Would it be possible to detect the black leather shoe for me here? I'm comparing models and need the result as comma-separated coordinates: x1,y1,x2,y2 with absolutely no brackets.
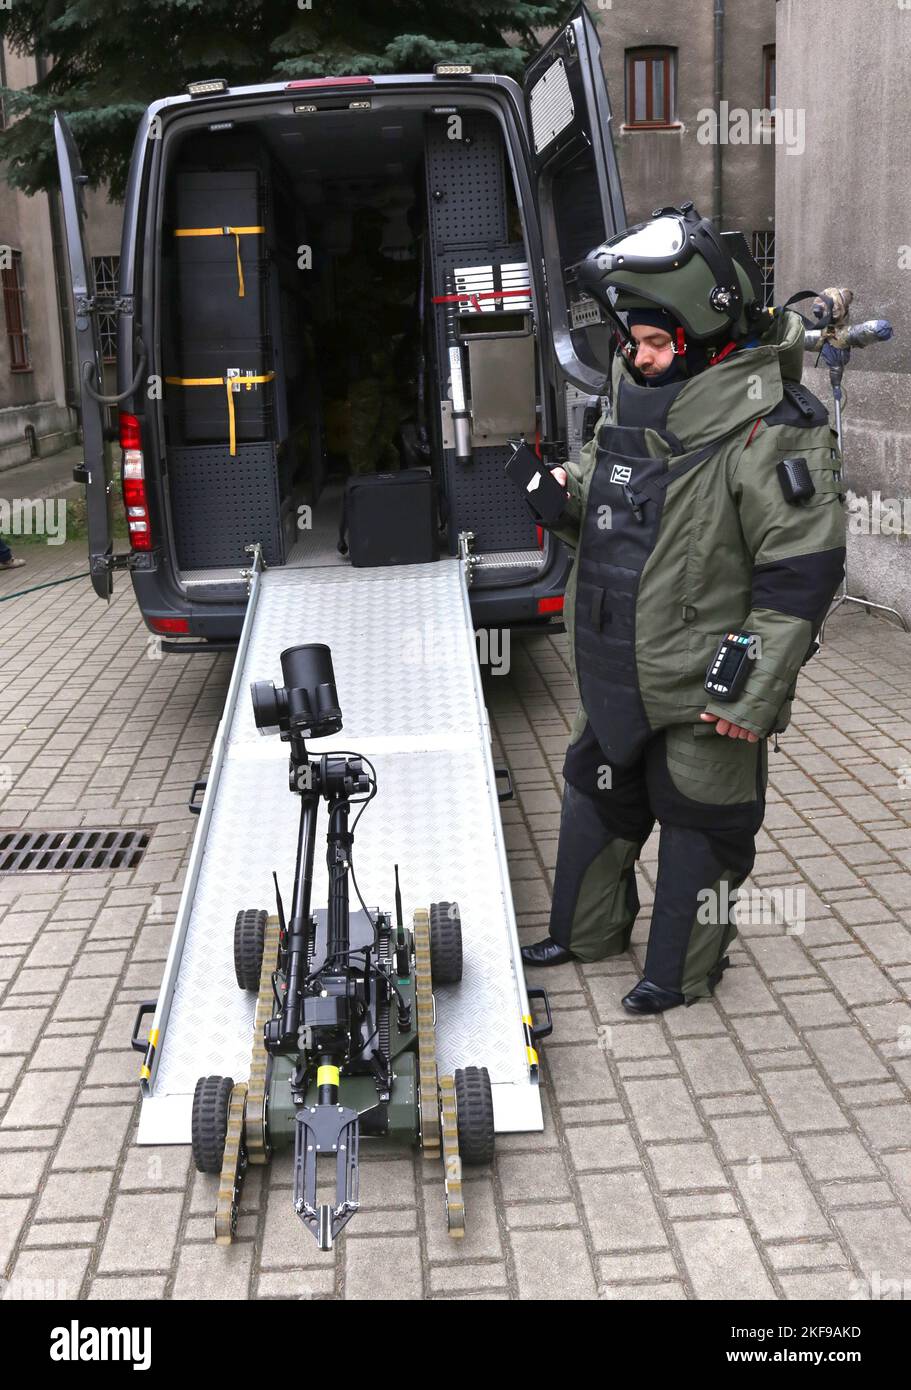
521,937,576,967
621,977,685,1014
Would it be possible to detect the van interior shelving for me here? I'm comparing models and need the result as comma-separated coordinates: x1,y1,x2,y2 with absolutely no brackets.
158,105,552,602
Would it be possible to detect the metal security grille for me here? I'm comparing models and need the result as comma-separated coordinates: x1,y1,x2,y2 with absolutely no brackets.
0,828,150,874
528,56,575,156
752,231,775,308
92,255,120,362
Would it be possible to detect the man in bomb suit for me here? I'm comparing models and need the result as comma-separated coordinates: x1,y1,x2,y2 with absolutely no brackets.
521,202,846,1014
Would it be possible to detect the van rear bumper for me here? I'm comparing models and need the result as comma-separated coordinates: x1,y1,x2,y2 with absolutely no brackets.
132,545,571,650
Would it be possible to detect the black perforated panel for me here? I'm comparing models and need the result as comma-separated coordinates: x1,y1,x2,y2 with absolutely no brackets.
425,114,507,247
445,445,538,552
168,442,284,569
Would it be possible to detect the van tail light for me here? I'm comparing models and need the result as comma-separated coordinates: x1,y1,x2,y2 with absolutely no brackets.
119,413,152,551
149,616,190,635
537,596,564,615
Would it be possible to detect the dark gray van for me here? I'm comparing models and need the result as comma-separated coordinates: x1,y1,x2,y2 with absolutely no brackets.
54,2,625,651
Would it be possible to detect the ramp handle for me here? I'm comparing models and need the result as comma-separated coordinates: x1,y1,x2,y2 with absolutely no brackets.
493,765,514,802
525,987,553,1041
188,779,207,815
130,1000,158,1054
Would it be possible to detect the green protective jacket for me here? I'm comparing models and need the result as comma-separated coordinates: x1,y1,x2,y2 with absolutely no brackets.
547,308,847,743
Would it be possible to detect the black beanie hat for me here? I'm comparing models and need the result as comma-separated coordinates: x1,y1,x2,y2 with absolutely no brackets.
624,305,680,337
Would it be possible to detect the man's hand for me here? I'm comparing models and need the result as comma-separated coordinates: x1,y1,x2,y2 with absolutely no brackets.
551,466,569,493
700,711,759,742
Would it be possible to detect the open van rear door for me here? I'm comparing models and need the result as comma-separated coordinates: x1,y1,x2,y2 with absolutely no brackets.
53,112,115,599
523,3,627,395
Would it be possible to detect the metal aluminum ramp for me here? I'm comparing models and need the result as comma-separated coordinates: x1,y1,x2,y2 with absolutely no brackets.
138,552,543,1143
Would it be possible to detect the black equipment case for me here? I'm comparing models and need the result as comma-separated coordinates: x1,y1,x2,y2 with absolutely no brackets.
339,469,439,568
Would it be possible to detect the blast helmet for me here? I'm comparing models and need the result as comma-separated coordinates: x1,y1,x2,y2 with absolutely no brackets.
574,200,766,379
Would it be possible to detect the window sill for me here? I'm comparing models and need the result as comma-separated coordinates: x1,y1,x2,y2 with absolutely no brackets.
620,123,683,133
9,366,34,375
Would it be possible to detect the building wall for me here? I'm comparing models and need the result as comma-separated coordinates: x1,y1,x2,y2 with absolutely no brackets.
592,0,775,239
775,0,911,625
0,43,77,468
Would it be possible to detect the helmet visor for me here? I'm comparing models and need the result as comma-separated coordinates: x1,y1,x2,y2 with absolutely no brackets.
601,215,688,264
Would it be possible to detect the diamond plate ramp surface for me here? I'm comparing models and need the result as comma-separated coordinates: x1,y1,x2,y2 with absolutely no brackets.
140,559,541,1141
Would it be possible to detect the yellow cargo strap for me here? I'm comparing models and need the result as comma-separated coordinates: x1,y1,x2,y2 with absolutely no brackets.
173,225,265,297
164,372,275,456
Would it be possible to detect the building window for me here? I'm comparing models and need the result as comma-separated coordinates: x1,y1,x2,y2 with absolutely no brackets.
752,230,775,309
763,45,776,117
92,255,120,363
2,250,30,371
625,48,677,128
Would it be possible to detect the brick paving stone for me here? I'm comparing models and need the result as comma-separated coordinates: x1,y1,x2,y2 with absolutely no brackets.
98,1191,184,1273
497,1149,571,1202
4,1246,92,1299
781,992,852,1027
564,1123,639,1172
24,1220,100,1246
2,1068,82,1128
793,1133,880,1182
760,1069,850,1133
255,1269,337,1299
0,1196,31,1270
505,1199,578,1228
543,1043,616,1103
674,1036,754,1095
725,1014,802,1052
766,1239,848,1271
730,1160,830,1240
34,1170,115,1223
853,1105,911,1150
343,1236,423,1301
622,1077,706,1142
805,1025,891,1084
51,1104,134,1170
172,1241,254,1300
87,1275,169,1300
832,1207,911,1283
664,1192,739,1218
598,1249,678,1283
646,1141,728,1191
674,1217,777,1300
819,1180,895,1207
509,1226,598,1300
708,1114,791,1162
817,955,900,1004
577,1170,666,1251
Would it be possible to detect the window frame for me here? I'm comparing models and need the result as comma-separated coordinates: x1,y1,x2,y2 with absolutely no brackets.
2,250,31,373
763,44,776,123
624,47,679,130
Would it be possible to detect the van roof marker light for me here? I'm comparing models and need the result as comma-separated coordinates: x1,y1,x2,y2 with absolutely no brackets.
434,63,473,76
187,78,229,97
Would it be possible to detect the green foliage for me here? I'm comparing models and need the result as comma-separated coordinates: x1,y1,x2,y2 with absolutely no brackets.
0,0,576,200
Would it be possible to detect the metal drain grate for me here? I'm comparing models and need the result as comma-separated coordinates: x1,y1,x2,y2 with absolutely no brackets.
0,828,150,874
